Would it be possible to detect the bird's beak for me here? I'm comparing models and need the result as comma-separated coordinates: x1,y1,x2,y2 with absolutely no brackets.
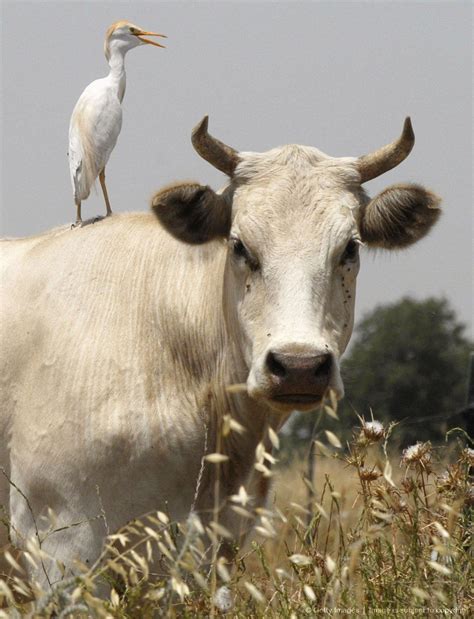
135,30,167,48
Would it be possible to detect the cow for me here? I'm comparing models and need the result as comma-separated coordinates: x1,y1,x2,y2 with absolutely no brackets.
0,116,440,587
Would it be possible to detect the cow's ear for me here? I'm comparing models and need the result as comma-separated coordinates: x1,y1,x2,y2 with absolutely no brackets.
359,183,441,249
151,182,231,244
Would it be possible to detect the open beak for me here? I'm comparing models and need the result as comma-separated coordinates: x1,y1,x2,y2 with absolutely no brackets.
135,30,167,48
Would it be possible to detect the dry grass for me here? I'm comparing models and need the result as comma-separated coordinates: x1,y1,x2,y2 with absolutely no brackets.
1,405,472,618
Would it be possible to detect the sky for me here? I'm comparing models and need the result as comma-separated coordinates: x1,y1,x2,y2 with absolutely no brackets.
1,1,472,338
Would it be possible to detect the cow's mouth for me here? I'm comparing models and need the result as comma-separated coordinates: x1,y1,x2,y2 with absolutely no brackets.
271,394,323,406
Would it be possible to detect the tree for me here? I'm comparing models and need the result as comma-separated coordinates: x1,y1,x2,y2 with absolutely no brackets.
282,297,472,456
340,297,472,444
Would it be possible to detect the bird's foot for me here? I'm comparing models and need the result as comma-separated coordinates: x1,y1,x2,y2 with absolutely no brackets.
71,215,111,229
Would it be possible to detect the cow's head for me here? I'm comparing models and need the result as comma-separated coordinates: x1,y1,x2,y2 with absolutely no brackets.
152,117,440,413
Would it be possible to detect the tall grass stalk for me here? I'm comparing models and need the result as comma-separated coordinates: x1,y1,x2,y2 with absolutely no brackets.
1,414,472,617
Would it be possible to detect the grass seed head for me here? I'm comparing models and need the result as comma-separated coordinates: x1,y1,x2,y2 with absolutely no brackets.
461,447,474,467
359,467,381,483
214,585,233,611
401,441,432,468
361,420,385,442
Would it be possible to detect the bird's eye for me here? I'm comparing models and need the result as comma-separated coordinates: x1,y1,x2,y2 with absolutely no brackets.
230,237,259,271
129,27,137,34
341,239,360,264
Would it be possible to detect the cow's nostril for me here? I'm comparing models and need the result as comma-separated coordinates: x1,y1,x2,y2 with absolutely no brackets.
266,351,287,378
266,350,333,384
266,351,333,380
315,354,332,377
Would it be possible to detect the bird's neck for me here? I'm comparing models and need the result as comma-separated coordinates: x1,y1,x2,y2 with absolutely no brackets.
107,49,127,101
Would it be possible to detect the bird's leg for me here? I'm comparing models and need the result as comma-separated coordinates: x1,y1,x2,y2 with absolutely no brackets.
99,169,113,217
71,201,82,228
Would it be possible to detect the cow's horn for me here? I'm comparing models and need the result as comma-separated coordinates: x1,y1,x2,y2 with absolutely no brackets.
357,117,415,183
192,115,240,176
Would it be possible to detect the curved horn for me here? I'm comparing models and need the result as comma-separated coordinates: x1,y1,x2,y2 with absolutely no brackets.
358,117,415,183
191,115,240,176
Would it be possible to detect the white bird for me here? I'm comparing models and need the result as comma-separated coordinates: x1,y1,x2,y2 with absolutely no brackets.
68,20,166,226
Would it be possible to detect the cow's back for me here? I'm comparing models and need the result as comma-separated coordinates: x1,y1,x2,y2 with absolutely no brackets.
1,212,227,415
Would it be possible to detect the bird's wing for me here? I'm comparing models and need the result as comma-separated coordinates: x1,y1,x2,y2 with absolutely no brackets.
88,85,123,167
68,101,89,201
68,113,83,176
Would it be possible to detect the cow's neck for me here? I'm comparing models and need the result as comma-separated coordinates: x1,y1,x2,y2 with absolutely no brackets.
201,286,289,500
195,381,285,511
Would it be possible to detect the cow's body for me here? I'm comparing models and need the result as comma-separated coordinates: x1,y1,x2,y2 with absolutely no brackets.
0,214,275,578
0,117,440,586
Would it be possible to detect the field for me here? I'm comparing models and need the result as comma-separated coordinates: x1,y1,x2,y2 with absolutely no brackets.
1,410,472,618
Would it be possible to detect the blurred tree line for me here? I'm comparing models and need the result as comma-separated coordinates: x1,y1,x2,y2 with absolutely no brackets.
282,297,473,458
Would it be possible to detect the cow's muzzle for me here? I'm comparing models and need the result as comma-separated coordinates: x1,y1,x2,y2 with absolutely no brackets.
265,350,332,406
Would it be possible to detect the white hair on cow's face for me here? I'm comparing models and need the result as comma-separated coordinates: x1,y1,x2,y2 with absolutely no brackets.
236,145,329,179
235,145,360,188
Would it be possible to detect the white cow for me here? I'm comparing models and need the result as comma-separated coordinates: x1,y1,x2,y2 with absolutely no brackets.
0,116,440,585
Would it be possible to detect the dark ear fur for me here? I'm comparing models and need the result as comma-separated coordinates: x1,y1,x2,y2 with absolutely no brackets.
360,183,441,249
151,182,231,244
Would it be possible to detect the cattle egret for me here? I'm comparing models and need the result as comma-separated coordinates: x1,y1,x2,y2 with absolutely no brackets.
68,20,166,226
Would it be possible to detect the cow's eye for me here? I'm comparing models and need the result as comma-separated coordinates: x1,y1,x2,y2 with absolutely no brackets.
341,239,360,264
232,238,247,258
230,237,259,271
